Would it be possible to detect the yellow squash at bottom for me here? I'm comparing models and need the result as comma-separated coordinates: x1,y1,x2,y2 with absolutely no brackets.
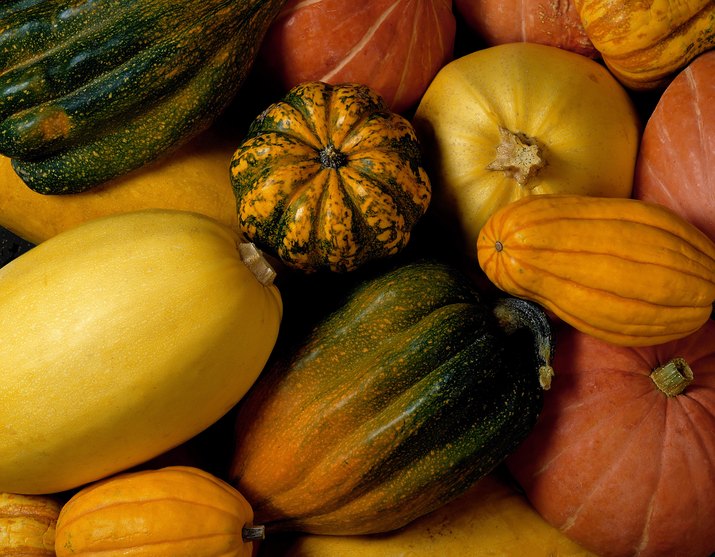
477,194,715,346
0,210,282,494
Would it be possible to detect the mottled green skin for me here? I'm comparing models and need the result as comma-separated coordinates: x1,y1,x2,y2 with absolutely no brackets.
231,260,553,535
0,0,286,194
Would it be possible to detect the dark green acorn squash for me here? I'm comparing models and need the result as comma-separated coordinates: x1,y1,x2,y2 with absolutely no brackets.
0,0,286,194
229,81,432,273
229,259,554,535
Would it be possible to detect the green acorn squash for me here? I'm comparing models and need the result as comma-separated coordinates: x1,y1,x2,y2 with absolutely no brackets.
0,0,286,194
229,259,554,535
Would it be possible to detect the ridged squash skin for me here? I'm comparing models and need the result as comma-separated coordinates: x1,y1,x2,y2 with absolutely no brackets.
262,471,597,557
230,260,554,535
0,126,239,244
0,492,60,556
574,0,715,89
0,210,282,495
0,0,286,194
477,194,715,346
55,466,259,557
412,42,639,262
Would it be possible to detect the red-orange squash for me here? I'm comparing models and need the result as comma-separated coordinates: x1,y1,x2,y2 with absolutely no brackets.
633,50,715,242
507,320,715,557
256,0,456,114
454,0,598,57
54,466,262,557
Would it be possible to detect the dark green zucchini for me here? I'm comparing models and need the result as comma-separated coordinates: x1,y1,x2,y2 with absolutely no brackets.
229,259,554,535
0,0,286,194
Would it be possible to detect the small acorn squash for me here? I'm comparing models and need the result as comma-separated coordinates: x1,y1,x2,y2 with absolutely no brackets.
412,42,639,263
477,194,715,346
230,259,554,535
54,466,262,557
0,0,286,194
0,210,282,494
0,492,61,556
574,0,715,89
230,81,432,273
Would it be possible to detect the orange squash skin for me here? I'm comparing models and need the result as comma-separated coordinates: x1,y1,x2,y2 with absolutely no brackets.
574,0,715,89
54,466,258,557
0,493,60,556
477,194,715,346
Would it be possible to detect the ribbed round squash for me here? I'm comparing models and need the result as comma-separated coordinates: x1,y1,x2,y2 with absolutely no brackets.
633,50,715,242
507,321,715,557
477,194,715,346
0,126,239,245
55,466,261,557
412,42,639,262
0,0,286,194
0,492,60,556
0,210,282,494
230,260,554,535
230,81,432,273
574,0,715,89
256,0,456,114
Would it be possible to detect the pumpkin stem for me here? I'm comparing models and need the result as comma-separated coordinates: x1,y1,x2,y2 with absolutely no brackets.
486,127,545,187
242,525,266,541
650,357,694,397
319,143,347,170
238,242,277,286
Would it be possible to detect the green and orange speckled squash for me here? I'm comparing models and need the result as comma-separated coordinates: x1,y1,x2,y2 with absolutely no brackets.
230,259,554,535
0,0,286,194
477,194,715,346
229,81,432,273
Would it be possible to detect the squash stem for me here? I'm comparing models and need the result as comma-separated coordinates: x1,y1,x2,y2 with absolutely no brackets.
242,525,266,541
486,127,545,187
650,357,693,397
238,243,277,286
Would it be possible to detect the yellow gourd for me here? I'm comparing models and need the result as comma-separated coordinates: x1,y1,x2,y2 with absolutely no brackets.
0,209,282,494
412,42,640,262
259,470,596,556
0,492,61,556
0,126,239,244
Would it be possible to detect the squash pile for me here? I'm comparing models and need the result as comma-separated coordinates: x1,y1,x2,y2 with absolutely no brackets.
0,1,714,557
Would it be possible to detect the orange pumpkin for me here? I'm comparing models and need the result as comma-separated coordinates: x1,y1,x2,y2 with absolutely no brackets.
454,0,598,57
256,0,456,114
55,466,262,557
507,320,715,557
633,50,715,242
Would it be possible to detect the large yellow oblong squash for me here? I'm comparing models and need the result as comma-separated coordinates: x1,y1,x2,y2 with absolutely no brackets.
0,210,282,494
477,194,715,346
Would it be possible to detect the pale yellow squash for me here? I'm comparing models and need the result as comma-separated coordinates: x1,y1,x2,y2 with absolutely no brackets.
412,42,640,262
0,126,239,245
260,471,596,556
0,492,61,556
0,210,282,494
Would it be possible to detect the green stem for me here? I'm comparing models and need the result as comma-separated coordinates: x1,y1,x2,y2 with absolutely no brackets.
650,357,693,397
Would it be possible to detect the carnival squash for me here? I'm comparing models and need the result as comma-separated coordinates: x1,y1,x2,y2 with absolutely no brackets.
230,259,554,535
256,0,456,114
477,194,715,346
412,42,639,262
0,0,286,194
259,469,597,556
633,50,715,242
507,320,715,557
454,0,598,57
574,0,715,89
0,492,61,556
0,210,282,494
230,81,432,273
0,125,239,245
55,466,262,557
